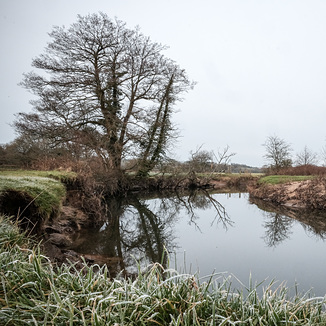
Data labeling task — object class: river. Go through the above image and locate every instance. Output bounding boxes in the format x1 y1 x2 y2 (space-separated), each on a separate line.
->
69 189 326 297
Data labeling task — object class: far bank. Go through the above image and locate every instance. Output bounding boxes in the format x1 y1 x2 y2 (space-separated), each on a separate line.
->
248 175 326 210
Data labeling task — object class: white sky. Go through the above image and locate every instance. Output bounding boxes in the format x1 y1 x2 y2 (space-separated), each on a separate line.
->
1 0 326 167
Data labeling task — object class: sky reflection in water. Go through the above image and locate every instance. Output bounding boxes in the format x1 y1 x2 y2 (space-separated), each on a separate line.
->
71 191 326 297
169 192 326 296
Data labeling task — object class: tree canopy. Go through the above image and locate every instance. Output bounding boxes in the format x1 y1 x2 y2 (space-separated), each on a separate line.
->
263 135 292 171
295 145 318 166
15 12 194 175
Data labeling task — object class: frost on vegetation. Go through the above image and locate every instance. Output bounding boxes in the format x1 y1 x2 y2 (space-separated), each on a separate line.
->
1 217 326 325
0 175 66 218
0 175 62 190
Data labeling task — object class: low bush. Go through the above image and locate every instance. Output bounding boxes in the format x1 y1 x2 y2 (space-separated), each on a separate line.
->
278 165 326 176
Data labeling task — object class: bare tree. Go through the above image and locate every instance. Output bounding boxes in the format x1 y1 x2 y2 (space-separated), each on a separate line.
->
212 145 236 172
188 145 214 173
15 13 194 176
187 145 236 173
321 145 326 167
263 135 292 171
295 145 318 166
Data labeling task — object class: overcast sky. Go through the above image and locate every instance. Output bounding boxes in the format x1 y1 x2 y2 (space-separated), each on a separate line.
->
1 0 326 167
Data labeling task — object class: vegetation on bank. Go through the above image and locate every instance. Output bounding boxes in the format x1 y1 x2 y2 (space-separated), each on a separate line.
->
0 169 77 182
1 215 326 325
0 169 255 221
0 170 75 220
258 175 315 185
256 165 326 185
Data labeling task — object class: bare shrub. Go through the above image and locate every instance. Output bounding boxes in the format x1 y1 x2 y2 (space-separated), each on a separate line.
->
278 165 326 176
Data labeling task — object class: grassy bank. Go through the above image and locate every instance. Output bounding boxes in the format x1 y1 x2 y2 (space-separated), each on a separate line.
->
0 169 77 181
251 174 326 210
1 216 325 325
0 170 76 220
258 175 314 185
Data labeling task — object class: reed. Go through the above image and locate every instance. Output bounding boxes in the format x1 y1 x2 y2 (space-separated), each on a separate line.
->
1 215 326 325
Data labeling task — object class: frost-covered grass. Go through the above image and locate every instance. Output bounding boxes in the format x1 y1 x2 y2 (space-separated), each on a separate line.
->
0 170 74 219
1 216 326 325
0 175 66 218
0 169 77 184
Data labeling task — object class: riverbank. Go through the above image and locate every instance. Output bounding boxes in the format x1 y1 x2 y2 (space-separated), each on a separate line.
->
1 215 325 325
4 170 326 270
0 170 257 267
0 169 102 266
248 175 326 210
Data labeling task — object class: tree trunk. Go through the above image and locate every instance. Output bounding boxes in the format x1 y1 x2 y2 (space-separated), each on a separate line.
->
136 75 174 177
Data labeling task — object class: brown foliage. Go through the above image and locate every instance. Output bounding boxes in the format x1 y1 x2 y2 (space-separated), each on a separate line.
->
277 165 326 176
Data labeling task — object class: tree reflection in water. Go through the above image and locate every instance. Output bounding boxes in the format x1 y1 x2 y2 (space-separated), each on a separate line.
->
70 190 231 277
262 212 294 247
174 189 233 232
250 197 326 247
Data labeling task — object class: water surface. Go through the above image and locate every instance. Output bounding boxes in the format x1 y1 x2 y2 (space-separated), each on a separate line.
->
70 190 326 296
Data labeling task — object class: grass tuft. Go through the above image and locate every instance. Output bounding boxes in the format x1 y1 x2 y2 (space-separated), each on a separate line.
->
0 169 77 181
0 170 73 220
0 175 66 219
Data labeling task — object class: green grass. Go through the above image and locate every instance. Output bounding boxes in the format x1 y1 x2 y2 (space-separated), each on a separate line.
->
0 170 74 219
259 175 315 185
1 216 326 325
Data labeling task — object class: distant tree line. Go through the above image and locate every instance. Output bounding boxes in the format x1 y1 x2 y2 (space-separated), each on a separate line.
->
262 135 326 174
1 138 261 175
3 132 326 176
3 12 325 177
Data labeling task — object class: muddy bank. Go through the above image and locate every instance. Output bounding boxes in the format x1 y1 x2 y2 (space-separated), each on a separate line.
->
39 175 109 268
248 177 326 210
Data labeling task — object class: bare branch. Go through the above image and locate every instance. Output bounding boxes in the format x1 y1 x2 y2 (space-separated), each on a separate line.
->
15 13 194 174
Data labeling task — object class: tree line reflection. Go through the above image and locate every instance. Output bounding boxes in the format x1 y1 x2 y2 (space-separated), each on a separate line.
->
71 189 232 277
250 197 326 247
70 190 326 277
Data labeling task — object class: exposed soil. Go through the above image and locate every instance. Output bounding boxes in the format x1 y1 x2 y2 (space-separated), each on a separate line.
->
0 190 44 231
248 178 326 210
39 181 112 268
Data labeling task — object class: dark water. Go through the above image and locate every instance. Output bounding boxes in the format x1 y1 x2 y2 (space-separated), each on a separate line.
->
70 190 326 296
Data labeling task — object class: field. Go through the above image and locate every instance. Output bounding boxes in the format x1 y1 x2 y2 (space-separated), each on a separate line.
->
258 175 314 185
